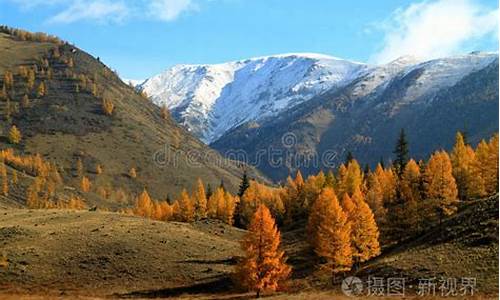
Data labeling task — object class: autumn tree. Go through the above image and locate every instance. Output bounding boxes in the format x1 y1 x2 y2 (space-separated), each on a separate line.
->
473 135 499 196
307 187 352 277
236 204 291 297
80 176 91 192
337 160 364 198
450 132 477 200
128 167 137 179
424 151 459 222
398 159 422 232
76 158 84 177
135 189 153 218
177 189 195 222
102 97 114 116
21 94 29 108
193 178 207 219
36 81 46 97
3 71 13 89
347 187 380 266
95 164 103 175
160 104 170 120
1 163 8 196
207 187 224 218
365 170 387 226
8 125 21 144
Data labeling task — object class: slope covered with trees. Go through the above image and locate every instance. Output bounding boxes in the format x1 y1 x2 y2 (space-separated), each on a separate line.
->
0 27 262 209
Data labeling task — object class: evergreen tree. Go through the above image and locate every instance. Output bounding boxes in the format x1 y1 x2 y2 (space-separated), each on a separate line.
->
238 169 250 197
345 151 354 165
450 132 476 200
393 128 409 177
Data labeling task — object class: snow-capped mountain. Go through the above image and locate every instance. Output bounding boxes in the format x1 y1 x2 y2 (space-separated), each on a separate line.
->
139 53 367 142
139 52 497 144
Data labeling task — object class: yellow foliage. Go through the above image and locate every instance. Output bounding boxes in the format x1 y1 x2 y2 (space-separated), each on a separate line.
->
8 125 21 144
80 176 91 192
236 204 291 297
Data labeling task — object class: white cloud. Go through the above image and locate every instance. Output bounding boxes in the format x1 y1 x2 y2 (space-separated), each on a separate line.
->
371 0 499 63
147 0 199 22
47 0 129 24
8 0 205 24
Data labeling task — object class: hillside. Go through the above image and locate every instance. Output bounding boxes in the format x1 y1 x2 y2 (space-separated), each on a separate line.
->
0 209 245 298
358 195 499 295
212 53 498 180
0 196 497 299
0 29 261 209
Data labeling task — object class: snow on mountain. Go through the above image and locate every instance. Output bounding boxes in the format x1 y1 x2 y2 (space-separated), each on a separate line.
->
139 52 497 143
139 53 367 143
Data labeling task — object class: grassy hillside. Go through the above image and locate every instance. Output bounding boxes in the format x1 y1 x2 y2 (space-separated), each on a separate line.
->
0 30 262 209
1 196 496 299
357 195 499 295
0 209 245 298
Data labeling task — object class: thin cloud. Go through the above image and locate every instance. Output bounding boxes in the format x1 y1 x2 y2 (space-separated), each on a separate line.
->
47 0 129 24
147 0 199 22
8 0 207 24
370 0 499 63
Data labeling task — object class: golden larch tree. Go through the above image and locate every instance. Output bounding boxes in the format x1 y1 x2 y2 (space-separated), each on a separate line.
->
102 97 114 116
8 125 21 144
424 151 459 217
129 167 137 179
207 187 224 218
450 132 477 199
193 178 207 219
178 189 195 222
307 187 352 276
135 189 153 218
236 204 291 297
36 81 46 97
80 176 91 192
365 171 387 226
398 159 422 232
348 187 380 264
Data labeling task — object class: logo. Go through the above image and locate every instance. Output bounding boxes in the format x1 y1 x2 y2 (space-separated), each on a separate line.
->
342 276 364 297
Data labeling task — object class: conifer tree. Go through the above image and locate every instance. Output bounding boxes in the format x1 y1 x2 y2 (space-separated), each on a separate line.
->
8 125 21 144
424 151 458 219
21 94 29 108
308 187 352 277
473 135 499 196
398 159 422 232
160 104 170 120
80 176 91 192
193 178 207 219
1 163 8 196
95 164 103 175
135 189 153 218
36 81 46 97
128 167 137 179
178 189 195 222
238 169 250 198
348 187 380 264
102 97 114 115
365 171 386 225
394 128 409 177
450 132 476 199
337 160 363 197
236 204 291 297
207 187 224 218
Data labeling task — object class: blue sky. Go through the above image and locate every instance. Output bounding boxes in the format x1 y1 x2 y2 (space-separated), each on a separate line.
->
1 0 498 79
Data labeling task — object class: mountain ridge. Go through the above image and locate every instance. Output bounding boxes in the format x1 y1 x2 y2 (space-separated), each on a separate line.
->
139 51 497 146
